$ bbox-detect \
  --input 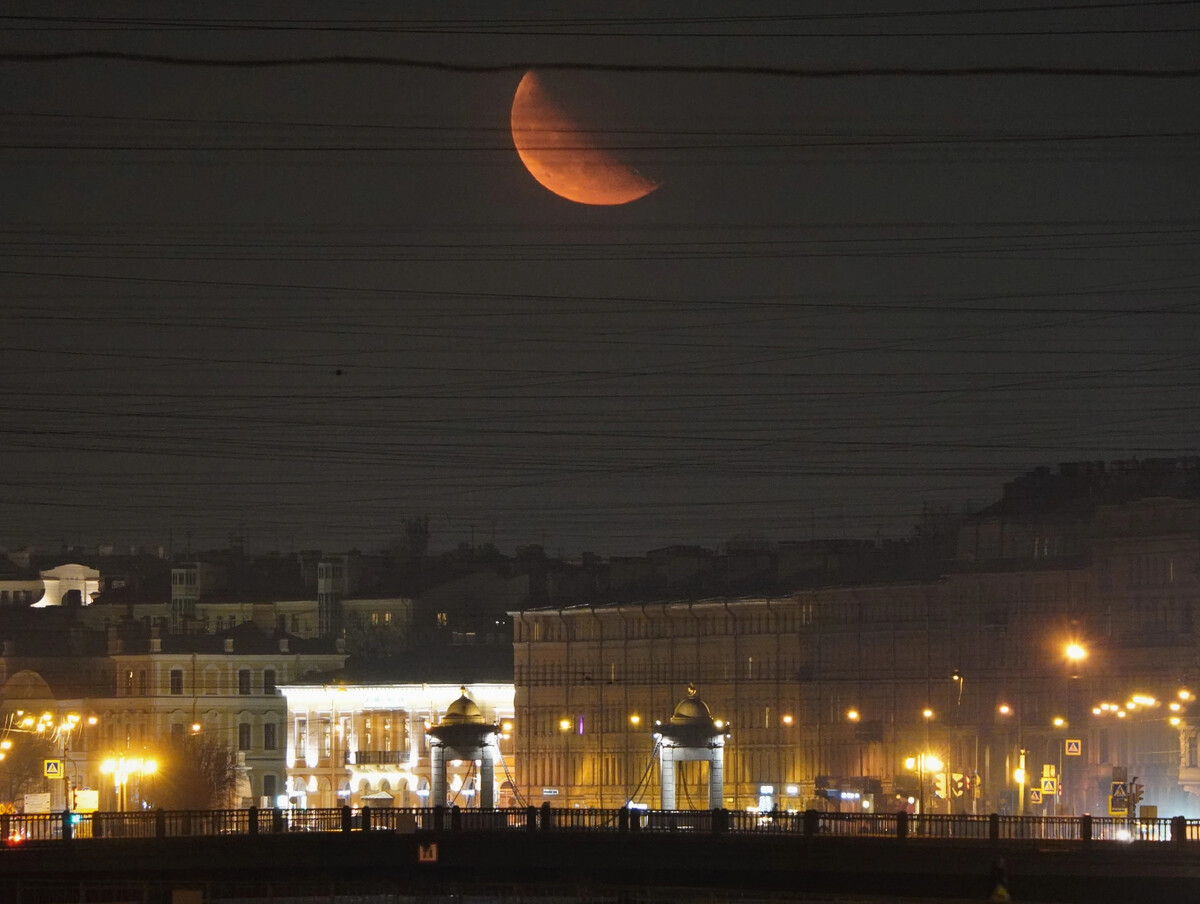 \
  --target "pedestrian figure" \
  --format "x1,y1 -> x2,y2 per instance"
988,856 -> 1011,902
